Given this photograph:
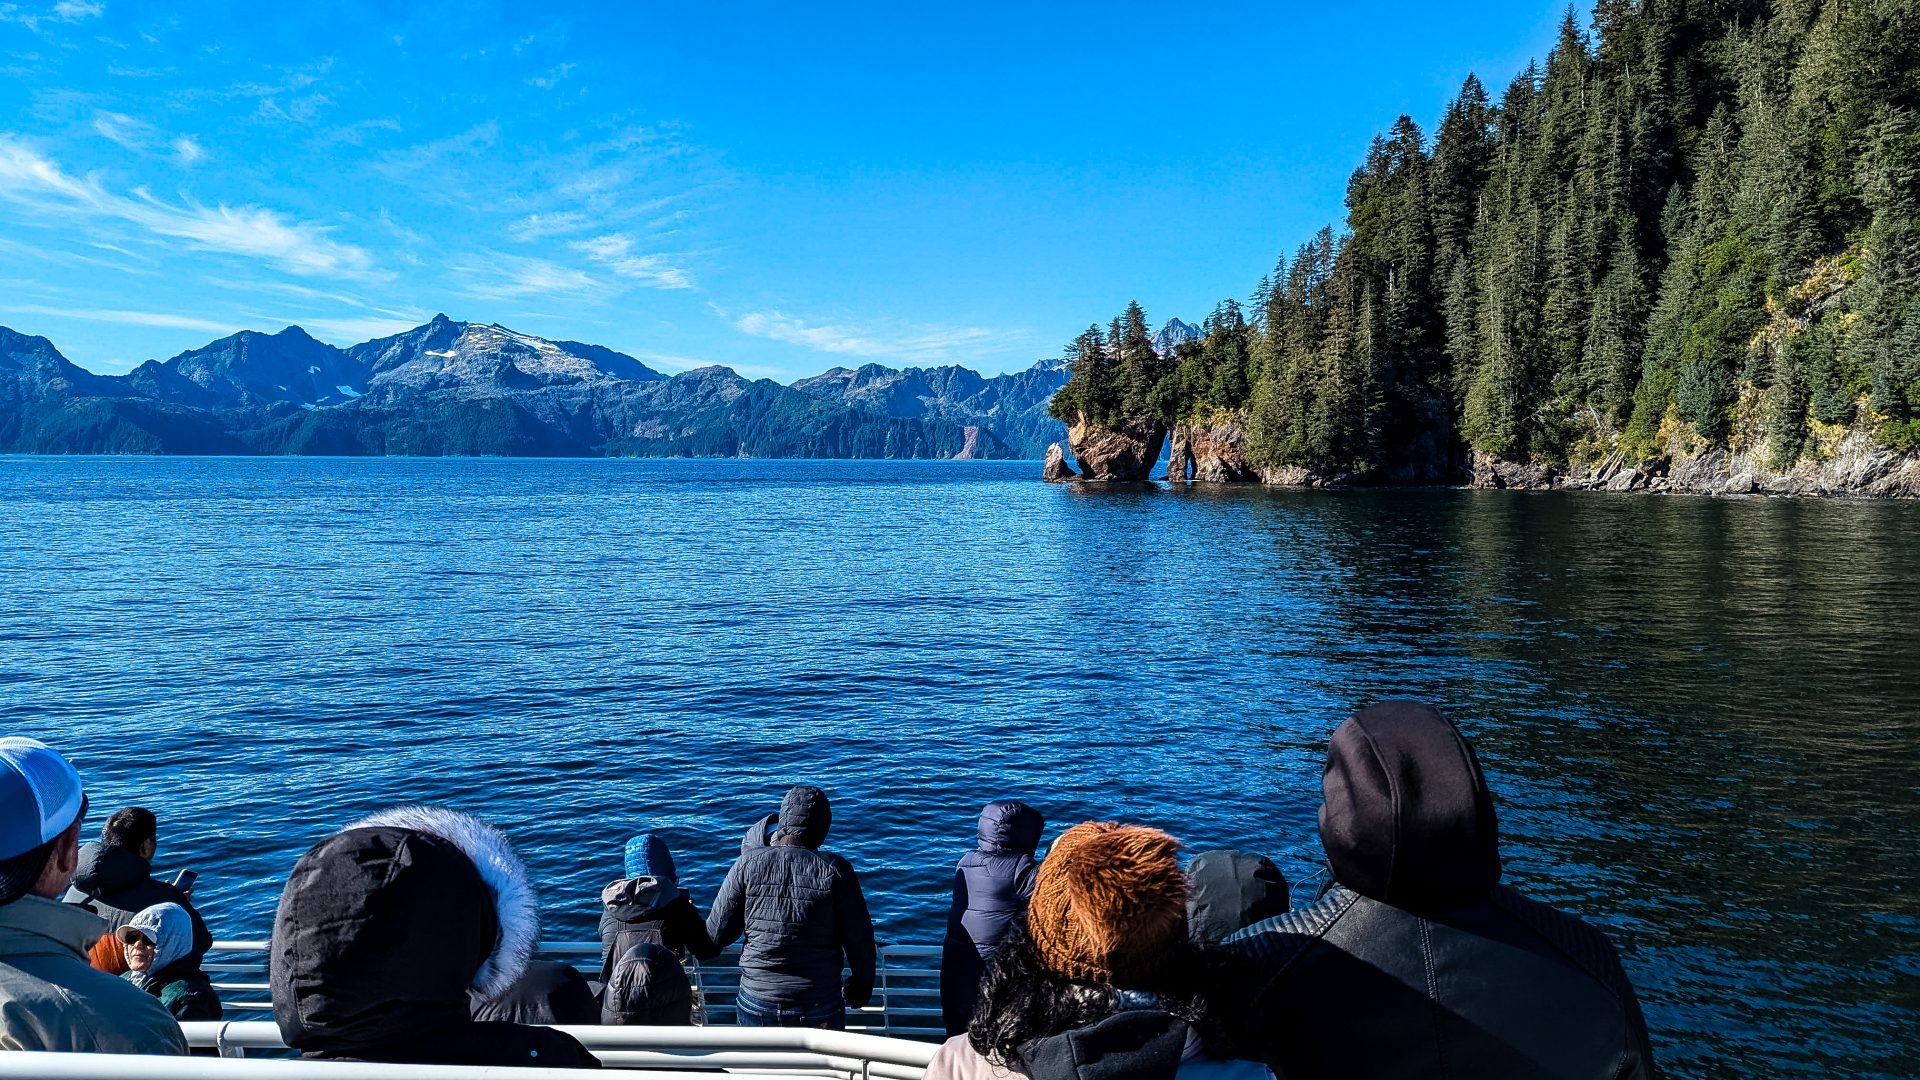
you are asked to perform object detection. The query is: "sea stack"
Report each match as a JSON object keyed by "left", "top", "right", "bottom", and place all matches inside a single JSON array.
[{"left": 1042, "top": 443, "right": 1078, "bottom": 482}]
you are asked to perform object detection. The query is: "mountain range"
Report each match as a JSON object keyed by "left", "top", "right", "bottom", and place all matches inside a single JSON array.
[{"left": 0, "top": 316, "right": 1078, "bottom": 459}]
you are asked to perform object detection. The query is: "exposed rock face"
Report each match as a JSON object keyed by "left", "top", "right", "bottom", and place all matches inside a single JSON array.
[
  {"left": 1166, "top": 428, "right": 1192, "bottom": 481},
  {"left": 1470, "top": 451, "right": 1561, "bottom": 491},
  {"left": 1178, "top": 412, "right": 1258, "bottom": 482},
  {"left": 1468, "top": 426, "right": 1920, "bottom": 498},
  {"left": 1065, "top": 415, "right": 1166, "bottom": 482},
  {"left": 1042, "top": 442, "right": 1078, "bottom": 482}
]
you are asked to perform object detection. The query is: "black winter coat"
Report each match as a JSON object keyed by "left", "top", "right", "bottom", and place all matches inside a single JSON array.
[
  {"left": 707, "top": 842, "right": 876, "bottom": 1008},
  {"left": 471, "top": 959, "right": 600, "bottom": 1027},
  {"left": 602, "top": 942, "right": 694, "bottom": 1026},
  {"left": 1222, "top": 702, "right": 1655, "bottom": 1079},
  {"left": 65, "top": 842, "right": 214, "bottom": 962},
  {"left": 271, "top": 812, "right": 598, "bottom": 1069},
  {"left": 1226, "top": 885, "right": 1656, "bottom": 1080},
  {"left": 598, "top": 885, "right": 719, "bottom": 983},
  {"left": 939, "top": 800, "right": 1043, "bottom": 1036}
]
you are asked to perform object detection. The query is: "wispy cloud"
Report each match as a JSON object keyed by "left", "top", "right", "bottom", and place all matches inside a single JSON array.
[
  {"left": 735, "top": 310, "right": 998, "bottom": 363},
  {"left": 453, "top": 253, "right": 599, "bottom": 300},
  {"left": 171, "top": 135, "right": 203, "bottom": 164},
  {"left": 1, "top": 303, "right": 231, "bottom": 332},
  {"left": 526, "top": 62, "right": 575, "bottom": 89},
  {"left": 0, "top": 0, "right": 104, "bottom": 32},
  {"left": 569, "top": 233, "right": 691, "bottom": 290},
  {"left": 295, "top": 314, "right": 428, "bottom": 342},
  {"left": 505, "top": 210, "right": 589, "bottom": 241},
  {"left": 0, "top": 134, "right": 375, "bottom": 277},
  {"left": 222, "top": 59, "right": 334, "bottom": 124},
  {"left": 91, "top": 110, "right": 150, "bottom": 150}
]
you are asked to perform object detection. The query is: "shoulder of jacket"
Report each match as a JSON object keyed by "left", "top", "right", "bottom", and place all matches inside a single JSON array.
[
  {"left": 1223, "top": 887, "right": 1359, "bottom": 973},
  {"left": 1487, "top": 886, "right": 1632, "bottom": 999}
]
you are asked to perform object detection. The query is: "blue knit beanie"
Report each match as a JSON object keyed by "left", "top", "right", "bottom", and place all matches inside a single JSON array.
[{"left": 623, "top": 833, "right": 677, "bottom": 888}]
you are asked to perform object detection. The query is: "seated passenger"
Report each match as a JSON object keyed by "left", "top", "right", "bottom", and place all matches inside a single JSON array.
[
  {"left": 707, "top": 786, "right": 876, "bottom": 1030},
  {"left": 88, "top": 930, "right": 128, "bottom": 975},
  {"left": 602, "top": 942, "right": 694, "bottom": 1026},
  {"left": 1185, "top": 850, "right": 1290, "bottom": 949},
  {"left": 119, "top": 902, "right": 221, "bottom": 1020},
  {"left": 598, "top": 832, "right": 719, "bottom": 984},
  {"left": 926, "top": 821, "right": 1269, "bottom": 1080},
  {"left": 1221, "top": 702, "right": 1657, "bottom": 1079},
  {"left": 65, "top": 806, "right": 214, "bottom": 964},
  {"left": 0, "top": 737, "right": 186, "bottom": 1054},
  {"left": 270, "top": 806, "right": 599, "bottom": 1069},
  {"left": 940, "top": 799, "right": 1044, "bottom": 1036},
  {"left": 471, "top": 958, "right": 599, "bottom": 1026}
]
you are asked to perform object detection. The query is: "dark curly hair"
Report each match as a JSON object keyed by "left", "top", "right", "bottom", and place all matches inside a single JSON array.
[{"left": 967, "top": 918, "right": 1244, "bottom": 1071}]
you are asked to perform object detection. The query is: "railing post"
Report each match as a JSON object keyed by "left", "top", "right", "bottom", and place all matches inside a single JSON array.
[{"left": 215, "top": 1021, "right": 241, "bottom": 1059}]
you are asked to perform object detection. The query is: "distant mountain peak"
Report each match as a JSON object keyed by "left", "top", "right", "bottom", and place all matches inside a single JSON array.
[{"left": 1151, "top": 318, "right": 1201, "bottom": 357}]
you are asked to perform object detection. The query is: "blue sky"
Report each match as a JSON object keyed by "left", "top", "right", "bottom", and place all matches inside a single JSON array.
[{"left": 0, "top": 1, "right": 1573, "bottom": 381}]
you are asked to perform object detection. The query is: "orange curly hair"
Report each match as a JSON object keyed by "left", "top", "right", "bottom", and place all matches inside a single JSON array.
[{"left": 1025, "top": 821, "right": 1187, "bottom": 985}]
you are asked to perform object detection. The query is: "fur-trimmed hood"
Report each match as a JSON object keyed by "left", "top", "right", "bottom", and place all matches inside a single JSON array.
[{"left": 270, "top": 805, "right": 541, "bottom": 1057}]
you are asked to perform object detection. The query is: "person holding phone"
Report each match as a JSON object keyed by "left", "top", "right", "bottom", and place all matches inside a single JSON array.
[{"left": 63, "top": 807, "right": 213, "bottom": 963}]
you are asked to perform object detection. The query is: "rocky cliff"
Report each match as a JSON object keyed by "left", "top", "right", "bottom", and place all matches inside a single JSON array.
[
  {"left": 1063, "top": 414, "right": 1165, "bottom": 482},
  {"left": 1166, "top": 410, "right": 1257, "bottom": 483}
]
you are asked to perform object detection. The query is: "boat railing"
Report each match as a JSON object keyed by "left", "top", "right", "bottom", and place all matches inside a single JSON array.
[
  {"left": 201, "top": 939, "right": 947, "bottom": 1042},
  {"left": 0, "top": 1020, "right": 938, "bottom": 1079},
  {"left": 169, "top": 1021, "right": 937, "bottom": 1079}
]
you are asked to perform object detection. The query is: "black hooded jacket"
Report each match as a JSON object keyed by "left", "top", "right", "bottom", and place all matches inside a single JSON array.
[
  {"left": 470, "top": 959, "right": 599, "bottom": 1027},
  {"left": 940, "top": 799, "right": 1044, "bottom": 1035},
  {"left": 602, "top": 942, "right": 694, "bottom": 1026},
  {"left": 270, "top": 807, "right": 598, "bottom": 1069},
  {"left": 1186, "top": 850, "right": 1290, "bottom": 950},
  {"left": 706, "top": 786, "right": 877, "bottom": 1008},
  {"left": 65, "top": 842, "right": 214, "bottom": 963},
  {"left": 1223, "top": 702, "right": 1657, "bottom": 1080}
]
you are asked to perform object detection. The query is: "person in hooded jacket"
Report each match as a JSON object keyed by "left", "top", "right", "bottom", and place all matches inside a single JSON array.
[
  {"left": 939, "top": 799, "right": 1044, "bottom": 1036},
  {"left": 739, "top": 811, "right": 777, "bottom": 853},
  {"left": 602, "top": 942, "right": 694, "bottom": 1026},
  {"left": 63, "top": 807, "right": 214, "bottom": 964},
  {"left": 598, "top": 832, "right": 719, "bottom": 985},
  {"left": 270, "top": 805, "right": 599, "bottom": 1069},
  {"left": 707, "top": 786, "right": 876, "bottom": 1030},
  {"left": 471, "top": 959, "right": 599, "bottom": 1026},
  {"left": 1221, "top": 701, "right": 1657, "bottom": 1080},
  {"left": 119, "top": 902, "right": 221, "bottom": 1020},
  {"left": 0, "top": 738, "right": 186, "bottom": 1055},
  {"left": 925, "top": 821, "right": 1268, "bottom": 1080},
  {"left": 1185, "top": 850, "right": 1290, "bottom": 950}
]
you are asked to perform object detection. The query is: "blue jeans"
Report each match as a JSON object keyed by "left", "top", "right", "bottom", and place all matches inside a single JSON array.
[{"left": 734, "top": 987, "right": 846, "bottom": 1030}]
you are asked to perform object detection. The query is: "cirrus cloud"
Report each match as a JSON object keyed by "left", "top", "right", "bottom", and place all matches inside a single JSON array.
[
  {"left": 0, "top": 133, "right": 374, "bottom": 277},
  {"left": 735, "top": 310, "right": 998, "bottom": 363}
]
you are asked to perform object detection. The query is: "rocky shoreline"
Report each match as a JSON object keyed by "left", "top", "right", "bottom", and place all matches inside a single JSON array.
[{"left": 1045, "top": 415, "right": 1920, "bottom": 499}]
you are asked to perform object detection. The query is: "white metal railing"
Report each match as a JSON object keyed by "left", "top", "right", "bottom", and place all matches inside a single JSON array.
[
  {"left": 201, "top": 940, "right": 947, "bottom": 1041},
  {"left": 176, "top": 1022, "right": 935, "bottom": 1079}
]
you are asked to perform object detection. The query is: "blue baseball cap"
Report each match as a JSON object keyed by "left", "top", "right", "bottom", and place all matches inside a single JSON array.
[{"left": 0, "top": 738, "right": 86, "bottom": 904}]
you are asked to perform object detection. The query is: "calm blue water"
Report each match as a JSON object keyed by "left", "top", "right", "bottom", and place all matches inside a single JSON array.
[{"left": 1, "top": 457, "right": 1915, "bottom": 1075}]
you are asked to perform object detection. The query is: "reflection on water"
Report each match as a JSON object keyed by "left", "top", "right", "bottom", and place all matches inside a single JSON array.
[{"left": 0, "top": 457, "right": 1914, "bottom": 1076}]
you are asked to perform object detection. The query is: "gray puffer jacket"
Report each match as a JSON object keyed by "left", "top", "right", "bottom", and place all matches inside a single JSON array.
[{"left": 705, "top": 787, "right": 876, "bottom": 1008}]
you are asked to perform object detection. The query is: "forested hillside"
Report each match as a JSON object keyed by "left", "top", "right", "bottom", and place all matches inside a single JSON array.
[{"left": 1052, "top": 0, "right": 1919, "bottom": 492}]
